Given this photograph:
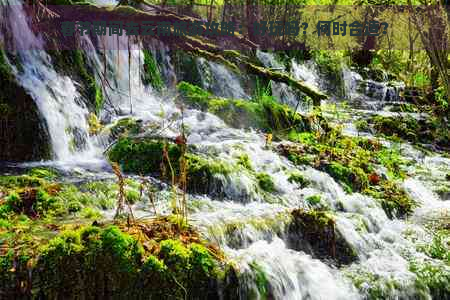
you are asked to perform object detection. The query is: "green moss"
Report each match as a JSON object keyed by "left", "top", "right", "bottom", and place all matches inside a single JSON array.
[
  {"left": 305, "top": 195, "right": 322, "bottom": 206},
  {"left": 369, "top": 114, "right": 449, "bottom": 148},
  {"left": 345, "top": 268, "right": 403, "bottom": 299},
  {"left": 288, "top": 209, "right": 357, "bottom": 264},
  {"left": 249, "top": 262, "right": 269, "bottom": 299},
  {"left": 287, "top": 171, "right": 310, "bottom": 188},
  {"left": 321, "top": 161, "right": 366, "bottom": 193},
  {"left": 280, "top": 130, "right": 415, "bottom": 218},
  {"left": 417, "top": 230, "right": 449, "bottom": 262},
  {"left": 185, "top": 154, "right": 233, "bottom": 194},
  {"left": 80, "top": 207, "right": 102, "bottom": 219},
  {"left": 355, "top": 119, "right": 370, "bottom": 132},
  {"left": 0, "top": 174, "right": 45, "bottom": 189},
  {"left": 108, "top": 138, "right": 181, "bottom": 175},
  {"left": 109, "top": 117, "right": 141, "bottom": 138},
  {"left": 365, "top": 181, "right": 415, "bottom": 218},
  {"left": 125, "top": 189, "right": 140, "bottom": 204},
  {"left": 142, "top": 49, "right": 164, "bottom": 92},
  {"left": 236, "top": 153, "right": 253, "bottom": 171},
  {"left": 178, "top": 81, "right": 312, "bottom": 134},
  {"left": 34, "top": 188, "right": 65, "bottom": 217},
  {"left": 28, "top": 168, "right": 58, "bottom": 180},
  {"left": 256, "top": 172, "right": 275, "bottom": 193}
]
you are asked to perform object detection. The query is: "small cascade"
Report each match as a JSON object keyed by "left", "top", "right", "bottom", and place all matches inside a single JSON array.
[
  {"left": 342, "top": 67, "right": 405, "bottom": 110},
  {"left": 257, "top": 51, "right": 320, "bottom": 113},
  {"left": 256, "top": 50, "right": 299, "bottom": 108},
  {"left": 197, "top": 57, "right": 248, "bottom": 100}
]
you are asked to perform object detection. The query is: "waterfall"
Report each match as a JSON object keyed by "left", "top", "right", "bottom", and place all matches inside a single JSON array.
[
  {"left": 1, "top": 0, "right": 100, "bottom": 163},
  {"left": 342, "top": 67, "right": 405, "bottom": 110},
  {"left": 197, "top": 57, "right": 249, "bottom": 100}
]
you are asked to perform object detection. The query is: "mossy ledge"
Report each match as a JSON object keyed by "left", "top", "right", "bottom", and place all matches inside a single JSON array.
[
  {"left": 277, "top": 130, "right": 416, "bottom": 219},
  {"left": 107, "top": 137, "right": 233, "bottom": 196},
  {"left": 0, "top": 219, "right": 236, "bottom": 299}
]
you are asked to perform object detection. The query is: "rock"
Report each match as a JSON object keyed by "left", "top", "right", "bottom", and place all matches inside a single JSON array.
[{"left": 0, "top": 52, "right": 51, "bottom": 161}]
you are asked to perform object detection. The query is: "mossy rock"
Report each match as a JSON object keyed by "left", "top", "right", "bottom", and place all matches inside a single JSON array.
[
  {"left": 185, "top": 154, "right": 232, "bottom": 196},
  {"left": 0, "top": 224, "right": 226, "bottom": 299},
  {"left": 108, "top": 137, "right": 182, "bottom": 175},
  {"left": 287, "top": 209, "right": 357, "bottom": 265},
  {"left": 369, "top": 114, "right": 449, "bottom": 148},
  {"left": 256, "top": 172, "right": 275, "bottom": 193},
  {"left": 108, "top": 117, "right": 142, "bottom": 140}
]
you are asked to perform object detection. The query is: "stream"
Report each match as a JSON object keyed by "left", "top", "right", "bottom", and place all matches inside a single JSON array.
[{"left": 1, "top": 1, "right": 449, "bottom": 299}]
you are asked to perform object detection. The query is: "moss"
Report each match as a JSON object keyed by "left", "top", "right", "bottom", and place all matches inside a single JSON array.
[
  {"left": 320, "top": 161, "right": 367, "bottom": 193},
  {"left": 249, "top": 262, "right": 269, "bottom": 299},
  {"left": 185, "top": 154, "right": 233, "bottom": 195},
  {"left": 345, "top": 268, "right": 403, "bottom": 299},
  {"left": 417, "top": 230, "right": 450, "bottom": 262},
  {"left": 369, "top": 114, "right": 449, "bottom": 148},
  {"left": 27, "top": 168, "right": 58, "bottom": 180},
  {"left": 288, "top": 209, "right": 357, "bottom": 265},
  {"left": 80, "top": 207, "right": 102, "bottom": 219},
  {"left": 109, "top": 117, "right": 142, "bottom": 138},
  {"left": 236, "top": 153, "right": 253, "bottom": 171},
  {"left": 108, "top": 137, "right": 181, "bottom": 175},
  {"left": 287, "top": 171, "right": 310, "bottom": 188},
  {"left": 178, "top": 81, "right": 312, "bottom": 134},
  {"left": 256, "top": 172, "right": 275, "bottom": 193},
  {"left": 0, "top": 174, "right": 46, "bottom": 189},
  {"left": 355, "top": 119, "right": 370, "bottom": 132},
  {"left": 305, "top": 195, "right": 322, "bottom": 206},
  {"left": 142, "top": 49, "right": 164, "bottom": 92},
  {"left": 365, "top": 181, "right": 416, "bottom": 219},
  {"left": 125, "top": 189, "right": 140, "bottom": 204},
  {"left": 279, "top": 131, "right": 415, "bottom": 218}
]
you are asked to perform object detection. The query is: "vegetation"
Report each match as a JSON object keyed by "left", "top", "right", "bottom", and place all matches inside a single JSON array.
[
  {"left": 1, "top": 0, "right": 449, "bottom": 298},
  {"left": 178, "top": 81, "right": 319, "bottom": 135},
  {"left": 142, "top": 49, "right": 164, "bottom": 92},
  {"left": 278, "top": 127, "right": 416, "bottom": 218}
]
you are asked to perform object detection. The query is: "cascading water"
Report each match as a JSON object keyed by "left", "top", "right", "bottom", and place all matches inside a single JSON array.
[
  {"left": 342, "top": 67, "right": 405, "bottom": 110},
  {"left": 1, "top": 0, "right": 100, "bottom": 164},
  {"left": 1, "top": 1, "right": 449, "bottom": 299}
]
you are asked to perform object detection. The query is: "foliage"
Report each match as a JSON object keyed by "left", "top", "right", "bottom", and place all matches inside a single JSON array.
[
  {"left": 142, "top": 49, "right": 164, "bottom": 92},
  {"left": 256, "top": 172, "right": 276, "bottom": 193}
]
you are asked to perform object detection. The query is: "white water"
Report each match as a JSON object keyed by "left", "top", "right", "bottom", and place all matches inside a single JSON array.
[
  {"left": 1, "top": 0, "right": 101, "bottom": 165},
  {"left": 2, "top": 2, "right": 449, "bottom": 299}
]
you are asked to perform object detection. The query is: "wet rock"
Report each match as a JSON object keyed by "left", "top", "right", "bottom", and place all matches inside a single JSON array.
[
  {"left": 287, "top": 209, "right": 358, "bottom": 265},
  {"left": 0, "top": 52, "right": 51, "bottom": 161}
]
